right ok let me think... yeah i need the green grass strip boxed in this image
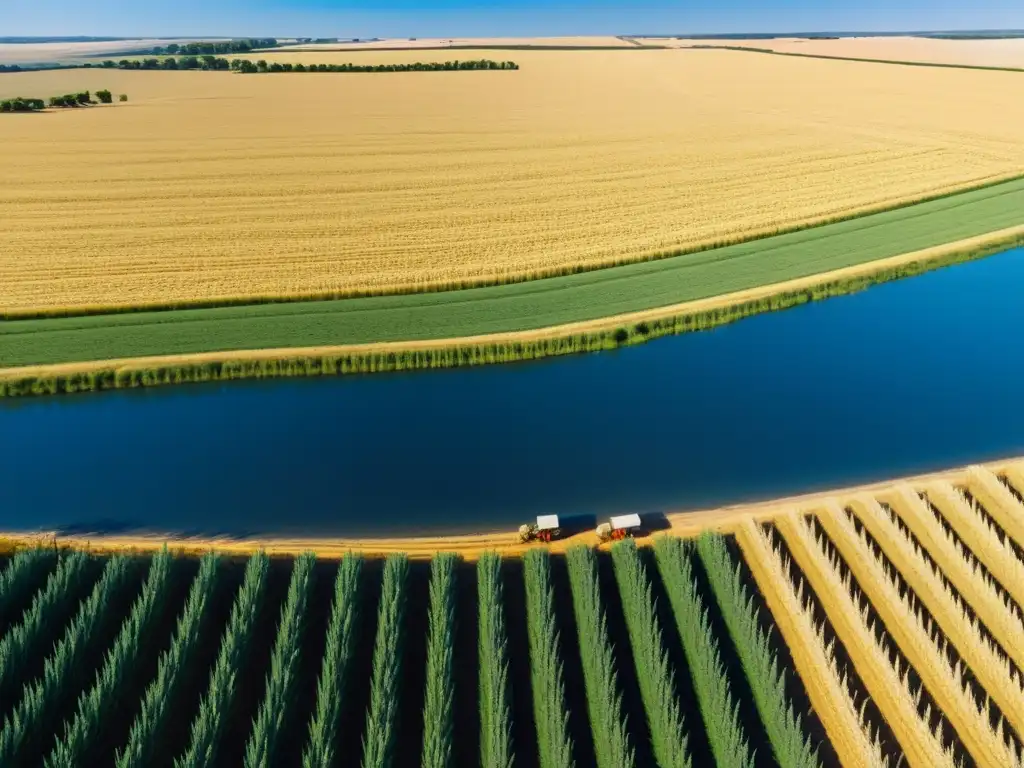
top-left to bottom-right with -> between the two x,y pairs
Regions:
522,550 -> 575,768
477,552 -> 513,768
245,552 -> 316,767
0,547 -> 55,625
175,551 -> 270,768
361,553 -> 408,768
421,553 -> 459,768
610,540 -> 691,768
47,548 -> 174,767
564,545 -> 634,768
303,553 -> 363,768
116,553 -> 219,768
0,555 -> 133,763
696,532 -> 820,768
0,551 -> 90,703
652,536 -> 754,768
2,175 -> 1024,376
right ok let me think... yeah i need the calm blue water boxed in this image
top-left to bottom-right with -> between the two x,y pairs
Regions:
2,248 -> 1024,538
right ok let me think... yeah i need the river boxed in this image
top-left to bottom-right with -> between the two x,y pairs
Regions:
2,247 -> 1023,537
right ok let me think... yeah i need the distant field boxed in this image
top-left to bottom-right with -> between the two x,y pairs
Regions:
2,49 -> 1024,316
2,177 -> 1022,369
659,35 -> 1024,68
275,35 -> 638,50
0,38 -> 225,65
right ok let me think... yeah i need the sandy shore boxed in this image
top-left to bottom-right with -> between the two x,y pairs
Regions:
4,456 -> 1019,560
3,223 -> 1023,385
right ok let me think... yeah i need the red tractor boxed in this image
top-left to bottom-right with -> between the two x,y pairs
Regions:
519,515 -> 561,543
597,513 -> 642,542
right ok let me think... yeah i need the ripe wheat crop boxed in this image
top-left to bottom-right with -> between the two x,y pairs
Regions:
773,512 -> 957,768
2,49 -> 1024,315
924,480 -> 1024,612
810,504 -> 1021,767
733,520 -> 889,768
964,466 -> 1024,547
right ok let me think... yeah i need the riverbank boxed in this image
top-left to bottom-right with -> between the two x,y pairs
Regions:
3,456 -> 1017,559
3,225 -> 1023,398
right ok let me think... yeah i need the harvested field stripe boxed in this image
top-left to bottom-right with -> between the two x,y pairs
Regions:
1002,463 -> 1024,501
695,532 -> 819,768
885,486 -> 1024,669
845,496 -> 1024,739
964,466 -> 1024,547
116,553 -> 220,768
773,512 -> 956,768
733,521 -> 888,768
812,503 -> 1020,766
924,480 -> 1024,611
652,536 -> 753,768
302,553 -> 363,768
522,550 -> 574,768
361,553 -> 408,768
565,545 -> 634,768
421,553 -> 458,768
610,540 -> 690,768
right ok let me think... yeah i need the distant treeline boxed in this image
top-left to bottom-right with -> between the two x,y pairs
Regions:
132,38 -> 279,56
0,65 -> 23,73
96,56 -> 520,72
1,89 -> 126,112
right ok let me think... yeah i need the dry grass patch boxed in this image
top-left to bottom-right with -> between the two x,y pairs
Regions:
2,49 -> 1024,314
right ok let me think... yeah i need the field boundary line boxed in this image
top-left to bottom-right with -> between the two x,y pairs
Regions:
684,44 -> 1024,73
3,224 -> 1023,395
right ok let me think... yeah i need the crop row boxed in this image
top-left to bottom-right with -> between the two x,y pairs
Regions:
2,475 -> 1022,768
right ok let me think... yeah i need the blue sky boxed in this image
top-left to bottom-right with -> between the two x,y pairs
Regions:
6,0 -> 1023,38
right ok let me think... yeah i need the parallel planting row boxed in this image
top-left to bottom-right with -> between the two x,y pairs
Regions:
1,465 -> 1023,766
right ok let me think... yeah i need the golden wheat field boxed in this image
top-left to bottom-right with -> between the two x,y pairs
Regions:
662,35 -> 1024,69
2,48 -> 1024,314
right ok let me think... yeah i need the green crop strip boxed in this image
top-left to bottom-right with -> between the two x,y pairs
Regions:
0,551 -> 89,705
116,553 -> 220,768
47,548 -> 174,767
610,540 -> 691,768
421,553 -> 459,768
176,552 -> 270,768
361,554 -> 408,768
696,533 -> 820,768
478,552 -> 513,768
2,175 -> 1023,395
0,547 -> 55,624
652,537 -> 754,768
522,550 -> 575,768
0,555 -> 133,763
245,552 -> 316,767
303,553 -> 363,768
564,546 -> 634,768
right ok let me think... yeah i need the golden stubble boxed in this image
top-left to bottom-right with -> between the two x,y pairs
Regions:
2,49 -> 1024,313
